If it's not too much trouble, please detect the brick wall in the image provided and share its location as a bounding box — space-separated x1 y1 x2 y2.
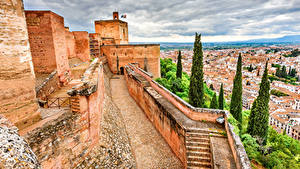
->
101 44 161 78
25 11 70 84
50 12 70 84
0 0 40 129
124 66 187 166
65 28 76 59
24 60 105 168
73 31 90 62
124 64 252 169
25 11 56 73
35 70 60 100
95 20 128 44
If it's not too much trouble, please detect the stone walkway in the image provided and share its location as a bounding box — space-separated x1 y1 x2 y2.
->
110 75 183 169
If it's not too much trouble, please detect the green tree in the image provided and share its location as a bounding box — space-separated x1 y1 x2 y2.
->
230 53 243 128
171 78 183 93
218 83 224 110
189 33 204 107
176 50 182 79
247 61 270 144
210 93 218 109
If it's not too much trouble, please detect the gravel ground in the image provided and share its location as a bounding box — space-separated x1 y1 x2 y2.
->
76 66 137 169
110 75 183 169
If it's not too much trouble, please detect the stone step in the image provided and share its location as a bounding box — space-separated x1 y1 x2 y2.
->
187 151 211 158
71 105 80 109
186 132 226 138
188 155 211 163
71 102 80 105
186 137 210 143
187 161 211 168
187 166 211 169
186 128 223 133
186 146 210 152
186 141 210 148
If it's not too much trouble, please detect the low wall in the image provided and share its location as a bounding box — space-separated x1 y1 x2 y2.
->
35 70 60 100
24 59 105 168
124 64 251 169
128 64 223 123
225 113 251 169
125 66 187 166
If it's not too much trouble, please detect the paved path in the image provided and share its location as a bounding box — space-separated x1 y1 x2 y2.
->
110 75 183 169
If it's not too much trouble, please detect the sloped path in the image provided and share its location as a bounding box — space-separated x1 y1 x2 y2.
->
110 75 183 169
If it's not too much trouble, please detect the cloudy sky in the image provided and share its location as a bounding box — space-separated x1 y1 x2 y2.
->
24 0 300 42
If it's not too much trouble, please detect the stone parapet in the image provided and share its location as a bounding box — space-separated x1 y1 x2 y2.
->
124 64 251 169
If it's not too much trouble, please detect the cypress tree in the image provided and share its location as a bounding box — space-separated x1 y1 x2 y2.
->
189 33 204 107
176 50 182 79
230 53 243 128
247 61 270 144
218 83 224 110
210 93 218 109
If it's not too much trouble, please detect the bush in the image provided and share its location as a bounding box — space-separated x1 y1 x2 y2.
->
156 58 217 107
228 113 300 169
271 89 289 97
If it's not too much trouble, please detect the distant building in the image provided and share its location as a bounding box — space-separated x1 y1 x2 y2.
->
269 111 300 140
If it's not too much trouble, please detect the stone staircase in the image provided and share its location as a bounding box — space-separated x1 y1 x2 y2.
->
186 128 226 169
70 97 80 113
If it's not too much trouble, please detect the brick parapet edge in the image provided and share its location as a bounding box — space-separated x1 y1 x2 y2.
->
125 64 251 169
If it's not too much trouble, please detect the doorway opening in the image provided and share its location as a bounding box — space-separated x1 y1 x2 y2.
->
120 67 124 75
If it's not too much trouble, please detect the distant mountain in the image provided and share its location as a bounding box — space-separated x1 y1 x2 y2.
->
241 35 300 43
131 35 300 50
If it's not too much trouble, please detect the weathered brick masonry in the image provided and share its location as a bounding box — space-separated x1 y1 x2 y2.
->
101 44 161 78
24 59 105 168
124 64 251 169
25 10 70 85
0 0 40 129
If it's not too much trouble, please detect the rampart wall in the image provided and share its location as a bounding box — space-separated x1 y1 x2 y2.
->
124 64 251 169
24 59 105 168
25 11 70 85
73 31 91 62
101 44 161 78
65 28 76 59
0 0 40 129
125 66 187 165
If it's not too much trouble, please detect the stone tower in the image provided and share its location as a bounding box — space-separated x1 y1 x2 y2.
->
94 12 129 44
113 11 119 20
0 0 40 129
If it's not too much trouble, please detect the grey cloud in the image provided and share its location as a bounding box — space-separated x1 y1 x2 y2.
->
24 0 300 41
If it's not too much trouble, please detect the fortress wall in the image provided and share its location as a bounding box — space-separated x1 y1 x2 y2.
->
65 28 76 59
50 12 70 84
124 64 251 169
129 64 223 122
25 11 70 84
95 20 128 44
124 66 187 166
24 60 105 168
25 11 56 73
101 44 160 78
73 31 90 62
89 33 101 58
0 0 40 129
